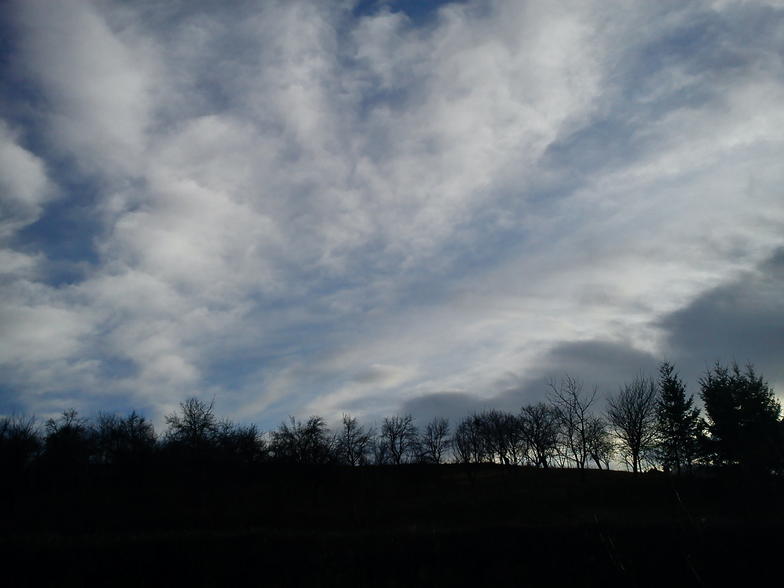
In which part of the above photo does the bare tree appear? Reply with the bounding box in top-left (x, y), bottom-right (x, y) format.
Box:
top-left (371, 435), bottom-right (391, 465)
top-left (0, 415), bottom-right (41, 473)
top-left (451, 412), bottom-right (526, 465)
top-left (585, 416), bottom-right (613, 470)
top-left (164, 397), bottom-right (219, 451)
top-left (271, 416), bottom-right (336, 465)
top-left (505, 415), bottom-right (529, 466)
top-left (474, 410), bottom-right (514, 465)
top-left (44, 409), bottom-right (92, 458)
top-left (548, 375), bottom-right (597, 469)
top-left (216, 420), bottom-right (266, 464)
top-left (607, 375), bottom-right (659, 473)
top-left (520, 403), bottom-right (559, 468)
top-left (453, 415), bottom-right (486, 464)
top-left (94, 411), bottom-right (156, 465)
top-left (419, 417), bottom-right (451, 464)
top-left (336, 414), bottom-right (374, 466)
top-left (379, 415), bottom-right (418, 465)
top-left (43, 409), bottom-right (94, 482)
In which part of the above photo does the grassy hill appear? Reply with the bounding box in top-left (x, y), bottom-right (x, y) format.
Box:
top-left (3, 464), bottom-right (782, 586)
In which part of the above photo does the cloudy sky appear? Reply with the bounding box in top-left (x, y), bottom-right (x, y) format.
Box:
top-left (1, 0), bottom-right (783, 429)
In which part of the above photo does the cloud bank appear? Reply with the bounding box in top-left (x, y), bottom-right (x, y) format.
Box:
top-left (1, 0), bottom-right (782, 427)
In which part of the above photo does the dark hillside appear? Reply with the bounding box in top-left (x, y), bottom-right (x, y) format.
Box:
top-left (3, 465), bottom-right (782, 586)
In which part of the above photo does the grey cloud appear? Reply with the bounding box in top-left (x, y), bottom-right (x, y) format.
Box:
top-left (400, 339), bottom-right (660, 424)
top-left (659, 247), bottom-right (784, 390)
top-left (488, 340), bottom-right (661, 413)
top-left (539, 341), bottom-right (660, 389)
top-left (350, 364), bottom-right (405, 386)
top-left (400, 392), bottom-right (483, 426)
top-left (399, 248), bottom-right (784, 425)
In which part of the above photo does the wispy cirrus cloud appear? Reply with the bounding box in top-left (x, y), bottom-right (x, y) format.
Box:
top-left (1, 0), bottom-right (782, 428)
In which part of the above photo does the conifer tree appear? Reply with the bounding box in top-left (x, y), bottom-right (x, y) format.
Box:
top-left (656, 361), bottom-right (701, 473)
top-left (700, 362), bottom-right (781, 472)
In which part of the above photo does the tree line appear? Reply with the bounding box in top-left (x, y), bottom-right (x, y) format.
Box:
top-left (2, 361), bottom-right (782, 479)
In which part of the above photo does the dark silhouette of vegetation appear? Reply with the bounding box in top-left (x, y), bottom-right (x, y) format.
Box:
top-left (419, 416), bottom-right (451, 464)
top-left (585, 415), bottom-right (614, 470)
top-left (453, 413), bottom-right (485, 464)
top-left (94, 410), bottom-right (156, 466)
top-left (164, 397), bottom-right (219, 453)
top-left (271, 415), bottom-right (335, 465)
top-left (476, 409), bottom-right (526, 465)
top-left (43, 409), bottom-right (93, 476)
top-left (0, 414), bottom-right (40, 475)
top-left (519, 403), bottom-right (559, 467)
top-left (216, 420), bottom-right (266, 464)
top-left (656, 362), bottom-right (701, 473)
top-left (607, 375), bottom-right (658, 473)
top-left (700, 362), bottom-right (782, 473)
top-left (548, 375), bottom-right (598, 469)
top-left (378, 414), bottom-right (418, 464)
top-left (2, 362), bottom-right (784, 585)
top-left (336, 413), bottom-right (374, 466)
top-left (2, 362), bottom-right (782, 476)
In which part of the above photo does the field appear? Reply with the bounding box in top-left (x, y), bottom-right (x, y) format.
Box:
top-left (3, 464), bottom-right (782, 586)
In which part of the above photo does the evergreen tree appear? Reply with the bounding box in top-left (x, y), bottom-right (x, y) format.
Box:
top-left (655, 361), bottom-right (701, 474)
top-left (700, 362), bottom-right (781, 472)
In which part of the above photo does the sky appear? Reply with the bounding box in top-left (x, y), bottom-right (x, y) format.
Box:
top-left (1, 0), bottom-right (783, 431)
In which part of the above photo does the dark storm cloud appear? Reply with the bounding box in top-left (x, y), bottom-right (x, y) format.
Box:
top-left (401, 339), bottom-right (660, 423)
top-left (659, 247), bottom-right (784, 390)
top-left (401, 392), bottom-right (484, 425)
top-left (401, 249), bottom-right (784, 424)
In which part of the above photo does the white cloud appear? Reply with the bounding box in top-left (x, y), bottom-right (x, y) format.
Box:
top-left (0, 123), bottom-right (52, 239)
top-left (1, 0), bottom-right (783, 426)
top-left (13, 0), bottom-right (155, 177)
top-left (0, 302), bottom-right (88, 365)
top-left (0, 249), bottom-right (42, 279)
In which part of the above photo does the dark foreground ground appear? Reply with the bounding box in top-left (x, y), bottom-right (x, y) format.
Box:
top-left (3, 464), bottom-right (783, 586)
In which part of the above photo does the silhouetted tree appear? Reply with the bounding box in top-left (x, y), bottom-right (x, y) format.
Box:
top-left (419, 417), bottom-right (451, 464)
top-left (472, 411), bottom-right (498, 463)
top-left (548, 375), bottom-right (597, 469)
top-left (585, 416), bottom-right (613, 470)
top-left (607, 375), bottom-right (658, 473)
top-left (43, 409), bottom-right (94, 478)
top-left (700, 362), bottom-right (781, 472)
top-left (0, 415), bottom-right (41, 474)
top-left (656, 362), bottom-right (701, 474)
top-left (216, 420), bottom-right (267, 464)
top-left (479, 410), bottom-right (527, 465)
top-left (520, 403), bottom-right (559, 468)
top-left (453, 415), bottom-right (486, 464)
top-left (379, 415), bottom-right (418, 465)
top-left (94, 411), bottom-right (156, 466)
top-left (371, 435), bottom-right (391, 465)
top-left (271, 416), bottom-right (336, 465)
top-left (164, 397), bottom-right (219, 454)
top-left (336, 414), bottom-right (373, 466)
